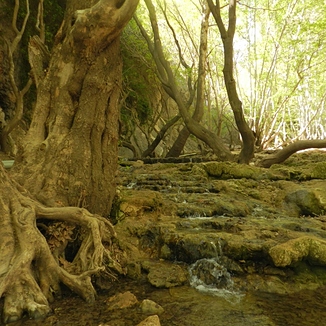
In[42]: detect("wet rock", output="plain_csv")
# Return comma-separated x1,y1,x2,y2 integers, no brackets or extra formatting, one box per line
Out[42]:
284,189,324,217
176,197,251,218
136,315,161,326
117,157,326,295
189,258,231,288
160,244,172,260
269,236,326,267
244,274,289,294
140,299,164,315
165,233,223,263
219,255,244,274
142,260,188,288
106,291,138,310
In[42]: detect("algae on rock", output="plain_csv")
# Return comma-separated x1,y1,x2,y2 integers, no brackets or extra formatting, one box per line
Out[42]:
269,236,326,267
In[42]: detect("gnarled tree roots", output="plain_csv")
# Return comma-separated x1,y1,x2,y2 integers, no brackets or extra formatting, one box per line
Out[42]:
0,194,122,323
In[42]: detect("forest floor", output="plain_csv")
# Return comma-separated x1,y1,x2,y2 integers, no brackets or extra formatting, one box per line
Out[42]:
2,150,326,325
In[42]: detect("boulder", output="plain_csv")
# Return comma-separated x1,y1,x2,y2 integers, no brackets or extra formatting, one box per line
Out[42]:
142,260,188,288
269,236,326,267
284,189,324,217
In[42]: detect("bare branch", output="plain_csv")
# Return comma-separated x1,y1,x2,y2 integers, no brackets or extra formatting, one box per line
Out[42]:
158,1,190,70
36,0,45,42
11,0,30,52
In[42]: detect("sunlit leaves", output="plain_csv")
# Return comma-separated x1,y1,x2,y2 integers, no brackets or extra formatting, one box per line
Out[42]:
236,0,326,147
130,0,326,147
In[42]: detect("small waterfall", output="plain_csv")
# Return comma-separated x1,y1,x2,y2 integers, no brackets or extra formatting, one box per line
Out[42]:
188,241,244,304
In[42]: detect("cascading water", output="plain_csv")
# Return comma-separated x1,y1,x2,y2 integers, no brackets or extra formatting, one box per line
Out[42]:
188,241,244,304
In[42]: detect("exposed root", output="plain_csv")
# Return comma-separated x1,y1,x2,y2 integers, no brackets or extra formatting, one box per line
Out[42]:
0,194,123,322
35,205,120,273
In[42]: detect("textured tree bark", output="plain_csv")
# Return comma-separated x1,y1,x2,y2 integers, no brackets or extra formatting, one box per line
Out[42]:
0,0,139,322
12,0,139,216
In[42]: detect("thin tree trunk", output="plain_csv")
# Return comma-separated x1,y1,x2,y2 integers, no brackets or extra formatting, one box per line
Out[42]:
208,0,255,164
166,3,210,158
137,0,233,162
142,114,181,158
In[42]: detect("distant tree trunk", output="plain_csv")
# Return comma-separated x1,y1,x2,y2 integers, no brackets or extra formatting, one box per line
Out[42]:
166,124,190,157
120,140,138,158
142,114,181,158
166,3,209,158
12,0,139,216
208,0,255,164
139,1,233,160
0,0,139,322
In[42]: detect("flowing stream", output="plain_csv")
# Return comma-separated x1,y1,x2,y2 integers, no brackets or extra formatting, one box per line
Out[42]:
7,259,326,325
188,241,245,304
3,263,326,326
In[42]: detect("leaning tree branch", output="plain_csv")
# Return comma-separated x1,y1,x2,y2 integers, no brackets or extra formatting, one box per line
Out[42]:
139,0,233,161
142,114,181,158
257,139,326,168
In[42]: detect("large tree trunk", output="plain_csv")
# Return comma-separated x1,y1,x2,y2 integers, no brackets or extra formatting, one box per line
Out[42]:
0,0,139,323
12,0,138,216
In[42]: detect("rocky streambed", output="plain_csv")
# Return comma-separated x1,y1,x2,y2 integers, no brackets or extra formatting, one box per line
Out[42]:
112,151,326,325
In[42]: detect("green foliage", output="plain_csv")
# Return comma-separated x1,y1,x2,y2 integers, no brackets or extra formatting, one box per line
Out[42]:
233,0,326,148
120,19,158,130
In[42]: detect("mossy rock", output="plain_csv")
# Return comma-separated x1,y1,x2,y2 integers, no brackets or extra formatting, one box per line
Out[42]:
141,260,188,288
203,162,286,180
284,189,324,217
269,236,326,267
270,165,310,180
203,162,258,179
164,233,223,263
311,162,326,179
